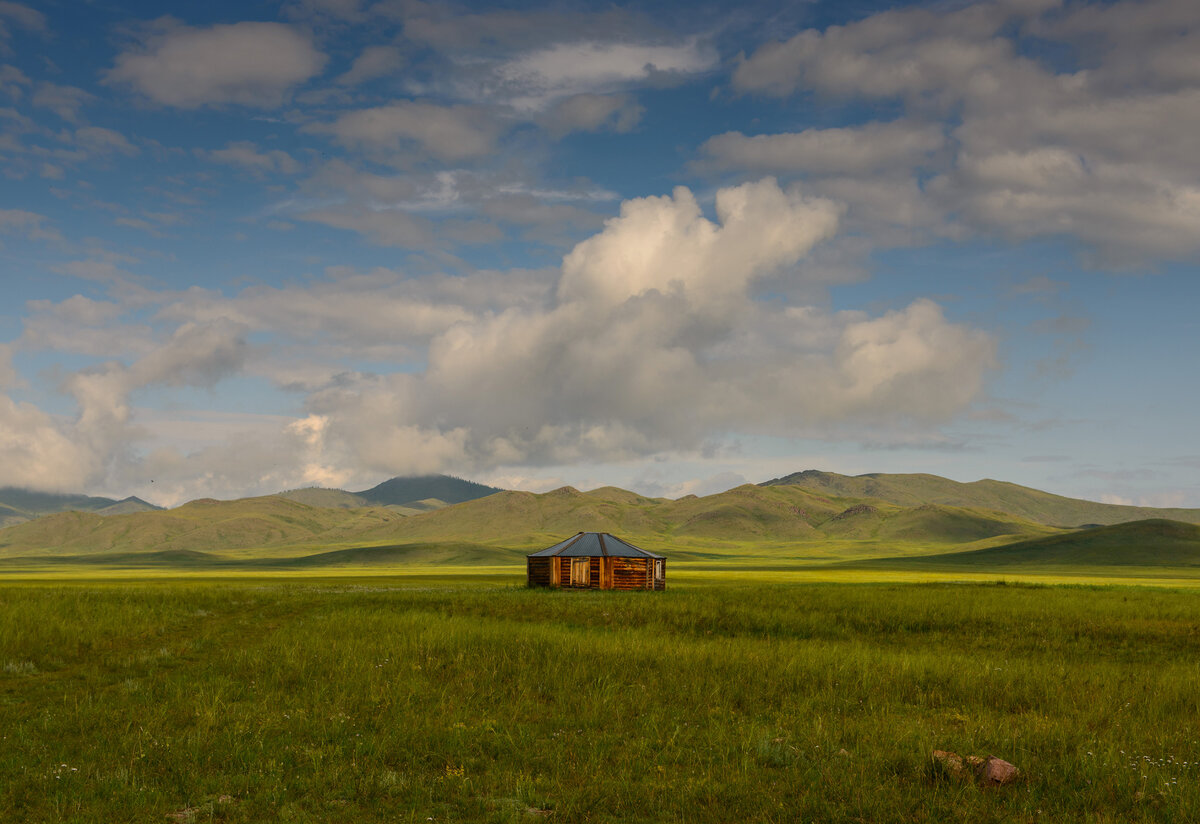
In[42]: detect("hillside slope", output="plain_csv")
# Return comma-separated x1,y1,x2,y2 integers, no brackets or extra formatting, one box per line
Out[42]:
0,496,406,556
848,519,1200,570
764,470,1200,527
0,479,1061,560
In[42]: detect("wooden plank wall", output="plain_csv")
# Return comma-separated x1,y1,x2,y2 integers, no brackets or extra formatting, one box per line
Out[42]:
527,558,552,587
557,556,569,586
529,555,664,590
611,558,652,590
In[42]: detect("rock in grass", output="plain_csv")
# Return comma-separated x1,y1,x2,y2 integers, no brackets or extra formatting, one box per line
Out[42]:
932,750,1020,786
977,755,1020,785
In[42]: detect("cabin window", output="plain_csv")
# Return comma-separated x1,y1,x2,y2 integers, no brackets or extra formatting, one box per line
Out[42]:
654,559,664,582
570,557,590,586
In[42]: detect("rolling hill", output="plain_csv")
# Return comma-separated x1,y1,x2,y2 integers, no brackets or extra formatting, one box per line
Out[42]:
0,480,1056,560
0,496,408,557
846,519,1200,570
3,470,1198,571
763,470,1200,527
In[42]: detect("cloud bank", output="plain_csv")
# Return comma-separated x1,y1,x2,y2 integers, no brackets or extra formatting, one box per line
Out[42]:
0,179,995,501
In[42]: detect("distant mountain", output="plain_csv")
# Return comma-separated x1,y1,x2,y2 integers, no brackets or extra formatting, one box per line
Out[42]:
0,488,162,528
762,470,1200,528
94,497,162,517
353,475,503,508
847,519,1200,570
276,475,503,514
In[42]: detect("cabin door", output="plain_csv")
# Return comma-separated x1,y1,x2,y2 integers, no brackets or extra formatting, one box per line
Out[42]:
570,557,590,587
654,559,664,585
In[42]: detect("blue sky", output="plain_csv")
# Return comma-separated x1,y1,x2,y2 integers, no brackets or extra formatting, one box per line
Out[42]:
1,0,1198,507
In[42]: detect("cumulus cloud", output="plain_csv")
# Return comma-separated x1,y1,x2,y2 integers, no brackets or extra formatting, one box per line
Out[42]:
6,179,995,496
291,179,993,474
107,21,326,108
0,318,249,493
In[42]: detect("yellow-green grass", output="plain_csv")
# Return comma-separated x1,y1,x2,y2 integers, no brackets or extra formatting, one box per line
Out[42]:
3,576,1200,822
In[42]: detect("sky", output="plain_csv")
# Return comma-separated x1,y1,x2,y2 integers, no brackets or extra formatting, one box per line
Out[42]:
1,0,1199,508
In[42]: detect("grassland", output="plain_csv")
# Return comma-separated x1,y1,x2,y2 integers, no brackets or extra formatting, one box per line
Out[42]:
3,572,1199,822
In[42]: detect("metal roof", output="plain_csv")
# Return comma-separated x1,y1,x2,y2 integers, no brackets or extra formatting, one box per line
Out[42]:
527,532,665,559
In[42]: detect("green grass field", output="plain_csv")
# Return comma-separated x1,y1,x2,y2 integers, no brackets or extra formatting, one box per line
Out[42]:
3,571,1199,822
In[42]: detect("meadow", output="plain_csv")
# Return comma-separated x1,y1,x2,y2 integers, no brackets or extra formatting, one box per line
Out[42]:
2,571,1199,822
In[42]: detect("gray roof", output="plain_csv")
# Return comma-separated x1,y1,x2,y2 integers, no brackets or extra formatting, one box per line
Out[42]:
527,532,665,559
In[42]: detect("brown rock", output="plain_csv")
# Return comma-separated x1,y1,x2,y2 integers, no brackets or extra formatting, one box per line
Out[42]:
978,755,1020,785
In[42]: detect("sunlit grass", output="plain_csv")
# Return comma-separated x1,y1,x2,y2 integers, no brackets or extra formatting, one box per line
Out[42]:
2,575,1199,821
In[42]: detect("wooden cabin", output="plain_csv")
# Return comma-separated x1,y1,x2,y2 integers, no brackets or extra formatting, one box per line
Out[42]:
526,532,666,591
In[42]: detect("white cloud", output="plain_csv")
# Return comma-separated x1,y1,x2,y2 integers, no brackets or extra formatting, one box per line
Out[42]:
0,64,29,98
309,101,500,161
0,208,60,242
107,21,326,108
0,317,249,494
0,341,15,388
7,179,994,497
290,179,993,475
700,120,944,175
558,178,841,312
74,126,139,157
298,206,435,248
540,93,643,137
722,0,1200,263
31,82,95,123
200,140,299,175
0,2,45,51
493,38,716,110
336,45,404,85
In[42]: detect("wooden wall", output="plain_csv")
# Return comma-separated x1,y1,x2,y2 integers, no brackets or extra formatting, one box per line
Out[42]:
526,557,553,587
610,558,651,590
527,555,665,590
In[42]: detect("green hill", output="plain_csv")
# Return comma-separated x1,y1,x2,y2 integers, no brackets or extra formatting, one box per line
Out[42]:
849,519,1200,570
276,488,370,509
0,496,407,557
763,470,1200,527
14,470,1196,570
0,478,1064,561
